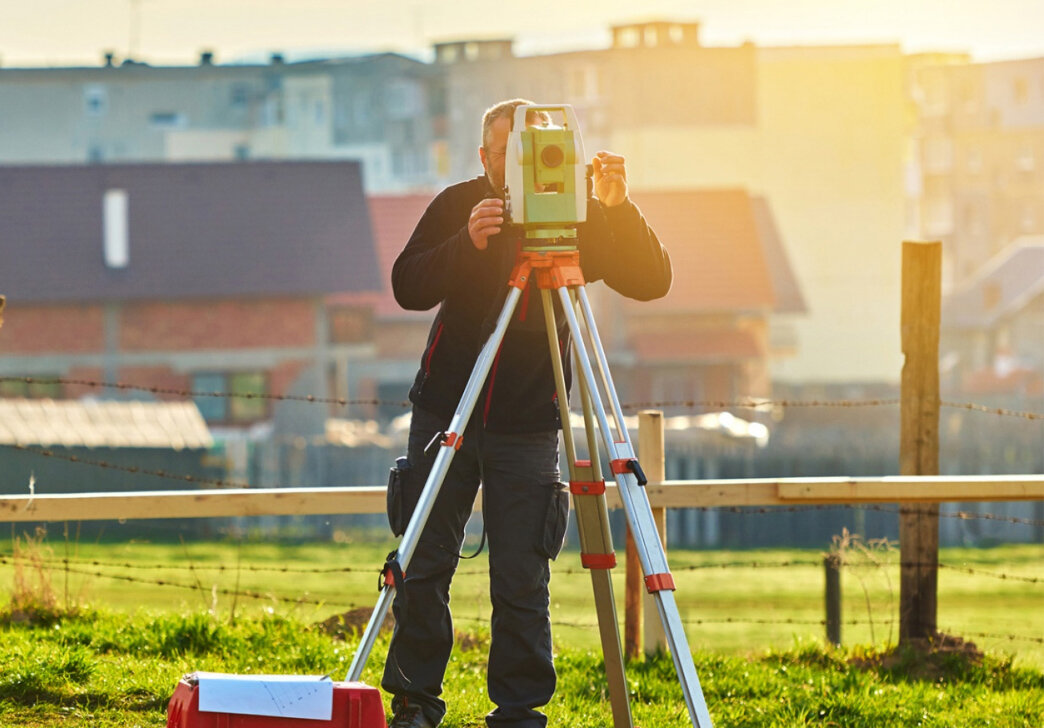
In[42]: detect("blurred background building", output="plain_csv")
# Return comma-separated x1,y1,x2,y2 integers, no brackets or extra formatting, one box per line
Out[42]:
1,19,1041,546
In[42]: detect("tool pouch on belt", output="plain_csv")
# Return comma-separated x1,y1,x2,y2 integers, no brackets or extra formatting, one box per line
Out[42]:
540,481,570,560
386,456,412,537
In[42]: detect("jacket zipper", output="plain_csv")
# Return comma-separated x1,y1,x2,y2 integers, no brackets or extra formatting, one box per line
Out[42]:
424,322,444,376
483,345,503,427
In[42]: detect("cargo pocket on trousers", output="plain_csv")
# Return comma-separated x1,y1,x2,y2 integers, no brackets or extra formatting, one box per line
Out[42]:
386,456,412,537
539,482,570,560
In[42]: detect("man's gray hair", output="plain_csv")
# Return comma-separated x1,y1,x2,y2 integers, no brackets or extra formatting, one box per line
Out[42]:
481,98,548,147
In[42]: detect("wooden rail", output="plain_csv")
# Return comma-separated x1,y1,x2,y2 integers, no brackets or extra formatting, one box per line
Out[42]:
2,475,1041,523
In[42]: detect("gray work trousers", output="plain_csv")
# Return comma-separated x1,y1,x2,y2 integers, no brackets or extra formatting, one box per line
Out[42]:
381,406,569,728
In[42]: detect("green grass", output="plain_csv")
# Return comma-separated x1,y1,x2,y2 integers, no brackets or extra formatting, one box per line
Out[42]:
0,607,1041,727
4,535,1040,669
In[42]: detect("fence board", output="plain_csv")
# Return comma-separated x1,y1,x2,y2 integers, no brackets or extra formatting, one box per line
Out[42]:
2,476,1041,523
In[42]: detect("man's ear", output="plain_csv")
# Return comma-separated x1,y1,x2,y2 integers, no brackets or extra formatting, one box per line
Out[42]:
478,145,487,169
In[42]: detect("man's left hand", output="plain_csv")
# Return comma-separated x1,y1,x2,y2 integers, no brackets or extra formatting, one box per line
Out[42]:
592,151,628,208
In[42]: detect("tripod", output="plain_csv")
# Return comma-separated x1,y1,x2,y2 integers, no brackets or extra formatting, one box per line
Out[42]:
347,245,713,728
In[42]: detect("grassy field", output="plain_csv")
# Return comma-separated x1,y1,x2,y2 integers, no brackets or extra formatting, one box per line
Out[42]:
1,535,1042,726
0,605,1041,727
3,534,1041,669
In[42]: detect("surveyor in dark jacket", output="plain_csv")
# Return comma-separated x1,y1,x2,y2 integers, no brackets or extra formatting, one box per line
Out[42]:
382,99,671,728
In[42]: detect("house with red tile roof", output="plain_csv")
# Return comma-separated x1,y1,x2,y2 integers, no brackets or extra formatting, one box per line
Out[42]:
329,194,435,420
619,189,805,408
355,188,805,416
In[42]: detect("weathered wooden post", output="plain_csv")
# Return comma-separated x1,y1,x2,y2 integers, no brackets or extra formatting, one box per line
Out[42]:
627,411,669,658
638,410,668,656
824,553,842,647
899,241,942,644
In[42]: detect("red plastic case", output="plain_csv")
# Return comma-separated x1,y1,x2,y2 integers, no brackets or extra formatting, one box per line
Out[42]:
166,678,386,728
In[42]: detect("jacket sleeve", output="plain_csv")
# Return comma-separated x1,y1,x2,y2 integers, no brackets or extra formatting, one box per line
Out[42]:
580,198,672,301
391,192,483,311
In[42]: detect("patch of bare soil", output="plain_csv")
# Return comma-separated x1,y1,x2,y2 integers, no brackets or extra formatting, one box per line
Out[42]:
849,632,985,681
316,608,488,653
317,607,395,640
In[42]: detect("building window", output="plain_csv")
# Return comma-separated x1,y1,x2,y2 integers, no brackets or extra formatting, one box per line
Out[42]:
1021,204,1037,232
0,378,63,399
192,372,268,424
229,372,267,422
103,189,129,269
192,373,227,422
923,137,953,173
438,45,458,63
924,196,954,236
385,80,421,120
1016,146,1035,172
84,85,108,117
616,28,640,48
149,111,187,129
230,83,250,107
568,66,600,102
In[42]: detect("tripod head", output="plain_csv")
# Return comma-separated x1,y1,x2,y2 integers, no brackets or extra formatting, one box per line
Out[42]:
503,104,592,249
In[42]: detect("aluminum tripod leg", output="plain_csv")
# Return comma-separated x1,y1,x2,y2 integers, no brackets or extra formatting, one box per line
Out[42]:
558,285,714,728
346,285,524,682
541,289,632,728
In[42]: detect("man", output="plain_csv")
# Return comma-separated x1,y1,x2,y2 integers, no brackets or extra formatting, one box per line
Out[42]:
384,99,671,728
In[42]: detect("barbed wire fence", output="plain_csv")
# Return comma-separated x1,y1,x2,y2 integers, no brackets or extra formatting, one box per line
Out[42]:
2,375,1043,420
1,549,1040,647
0,374,1040,655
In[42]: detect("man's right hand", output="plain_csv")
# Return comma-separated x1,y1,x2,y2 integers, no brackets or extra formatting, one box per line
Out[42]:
468,198,504,250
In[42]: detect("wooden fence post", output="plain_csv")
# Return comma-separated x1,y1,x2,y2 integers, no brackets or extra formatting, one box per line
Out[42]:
899,241,942,644
626,410,668,658
638,410,668,656
824,553,842,647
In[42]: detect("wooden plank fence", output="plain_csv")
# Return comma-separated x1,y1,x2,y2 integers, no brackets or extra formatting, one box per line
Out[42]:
3,464,1041,655
3,474,1041,524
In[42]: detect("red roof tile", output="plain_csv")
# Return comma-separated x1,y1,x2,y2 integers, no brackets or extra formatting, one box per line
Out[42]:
330,194,435,318
627,189,781,313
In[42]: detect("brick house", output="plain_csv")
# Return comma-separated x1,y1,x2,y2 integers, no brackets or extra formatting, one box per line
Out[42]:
329,193,434,422
352,188,804,418
0,161,381,434
619,189,805,410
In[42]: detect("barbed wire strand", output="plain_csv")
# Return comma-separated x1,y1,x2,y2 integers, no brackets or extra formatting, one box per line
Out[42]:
5,559,1040,645
3,376,1042,421
0,376,390,409
2,554,1041,586
48,562,362,609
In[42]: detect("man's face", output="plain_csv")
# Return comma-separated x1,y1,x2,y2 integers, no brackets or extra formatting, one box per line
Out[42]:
479,115,511,194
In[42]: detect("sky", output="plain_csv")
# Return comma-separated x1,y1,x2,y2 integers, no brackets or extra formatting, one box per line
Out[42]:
2,0,1044,68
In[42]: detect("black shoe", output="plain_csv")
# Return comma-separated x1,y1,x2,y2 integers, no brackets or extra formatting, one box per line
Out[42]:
388,702,435,728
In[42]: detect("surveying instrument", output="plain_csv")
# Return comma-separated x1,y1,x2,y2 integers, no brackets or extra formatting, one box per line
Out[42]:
347,105,713,728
